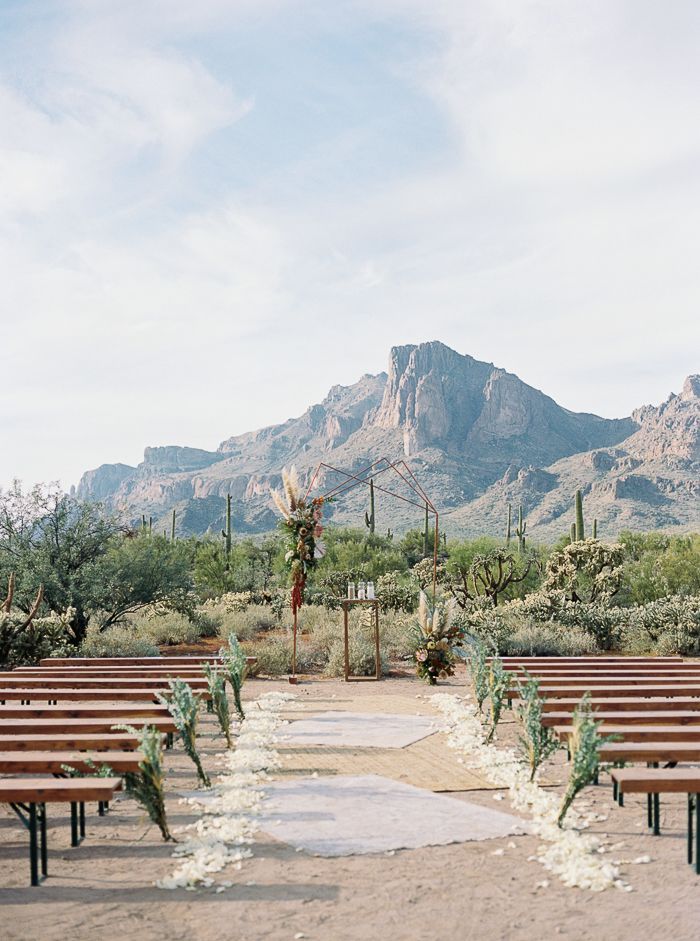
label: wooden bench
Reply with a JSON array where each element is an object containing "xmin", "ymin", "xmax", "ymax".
[
  {"xmin": 511, "ymin": 684, "xmax": 700, "ymax": 700},
  {"xmin": 610, "ymin": 767, "xmax": 700, "ymax": 871},
  {"xmin": 540, "ymin": 697, "xmax": 700, "ymax": 713},
  {"xmin": 0, "ymin": 688, "xmax": 210, "ymax": 703},
  {"xmin": 555, "ymin": 725, "xmax": 700, "ymax": 743},
  {"xmin": 0, "ymin": 732, "xmax": 145, "ymax": 751},
  {"xmin": 515, "ymin": 675, "xmax": 700, "ymax": 686},
  {"xmin": 0, "ymin": 777, "xmax": 122, "ymax": 885},
  {"xmin": 40, "ymin": 656, "xmax": 257, "ymax": 666},
  {"xmin": 598, "ymin": 741, "xmax": 700, "ymax": 763},
  {"xmin": 0, "ymin": 717, "xmax": 175, "ymax": 735},
  {"xmin": 542, "ymin": 710, "xmax": 700, "ymax": 727},
  {"xmin": 0, "ymin": 676, "xmax": 209, "ymax": 690},
  {"xmin": 0, "ymin": 704, "xmax": 170, "ymax": 719},
  {"xmin": 494, "ymin": 656, "xmax": 683, "ymax": 663},
  {"xmin": 0, "ymin": 750, "xmax": 142, "ymax": 774},
  {"xmin": 12, "ymin": 668, "xmax": 210, "ymax": 679}
]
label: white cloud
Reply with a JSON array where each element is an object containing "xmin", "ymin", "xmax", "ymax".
[{"xmin": 1, "ymin": 0, "xmax": 698, "ymax": 488}]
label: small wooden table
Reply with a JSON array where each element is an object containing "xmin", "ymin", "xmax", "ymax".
[{"xmin": 342, "ymin": 599, "xmax": 381, "ymax": 682}]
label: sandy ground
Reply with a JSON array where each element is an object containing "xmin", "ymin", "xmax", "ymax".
[{"xmin": 2, "ymin": 669, "xmax": 700, "ymax": 941}]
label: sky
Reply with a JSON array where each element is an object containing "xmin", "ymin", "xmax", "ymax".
[{"xmin": 1, "ymin": 0, "xmax": 698, "ymax": 490}]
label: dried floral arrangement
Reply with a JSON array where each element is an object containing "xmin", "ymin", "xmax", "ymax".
[
  {"xmin": 271, "ymin": 466, "xmax": 326, "ymax": 614},
  {"xmin": 412, "ymin": 590, "xmax": 462, "ymax": 684}
]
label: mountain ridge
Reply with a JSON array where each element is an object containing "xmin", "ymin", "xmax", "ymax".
[{"xmin": 75, "ymin": 341, "xmax": 698, "ymax": 540}]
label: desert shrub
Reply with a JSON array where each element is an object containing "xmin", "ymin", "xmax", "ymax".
[
  {"xmin": 208, "ymin": 603, "xmax": 278, "ymax": 641},
  {"xmin": 139, "ymin": 611, "xmax": 203, "ymax": 647},
  {"xmin": 325, "ymin": 631, "xmax": 387, "ymax": 678},
  {"xmin": 246, "ymin": 635, "xmax": 324, "ymax": 675},
  {"xmin": 621, "ymin": 595, "xmax": 700, "ymax": 656},
  {"xmin": 381, "ymin": 611, "xmax": 415, "ymax": 660},
  {"xmin": 498, "ymin": 621, "xmax": 597, "ymax": 657},
  {"xmin": 79, "ymin": 624, "xmax": 159, "ymax": 657}
]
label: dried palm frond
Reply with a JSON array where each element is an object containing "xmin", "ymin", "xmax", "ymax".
[
  {"xmin": 282, "ymin": 465, "xmax": 301, "ymax": 512},
  {"xmin": 271, "ymin": 487, "xmax": 291, "ymax": 520}
]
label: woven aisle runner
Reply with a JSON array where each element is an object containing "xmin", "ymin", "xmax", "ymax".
[{"xmin": 276, "ymin": 691, "xmax": 561, "ymax": 791}]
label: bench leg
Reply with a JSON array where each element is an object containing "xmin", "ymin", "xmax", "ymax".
[
  {"xmin": 29, "ymin": 804, "xmax": 39, "ymax": 887},
  {"xmin": 10, "ymin": 802, "xmax": 45, "ymax": 886},
  {"xmin": 688, "ymin": 795, "xmax": 694, "ymax": 866},
  {"xmin": 70, "ymin": 803, "xmax": 79, "ymax": 847},
  {"xmin": 647, "ymin": 794, "xmax": 653, "ymax": 828},
  {"xmin": 39, "ymin": 803, "xmax": 47, "ymax": 877},
  {"xmin": 653, "ymin": 793, "xmax": 660, "ymax": 836},
  {"xmin": 79, "ymin": 802, "xmax": 86, "ymax": 839},
  {"xmin": 695, "ymin": 794, "xmax": 700, "ymax": 875},
  {"xmin": 617, "ymin": 792, "xmax": 624, "ymax": 807}
]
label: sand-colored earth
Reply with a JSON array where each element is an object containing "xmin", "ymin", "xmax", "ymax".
[{"xmin": 2, "ymin": 669, "xmax": 699, "ymax": 941}]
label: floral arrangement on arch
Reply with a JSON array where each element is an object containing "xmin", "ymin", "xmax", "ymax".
[
  {"xmin": 271, "ymin": 466, "xmax": 326, "ymax": 613},
  {"xmin": 413, "ymin": 591, "xmax": 462, "ymax": 684}
]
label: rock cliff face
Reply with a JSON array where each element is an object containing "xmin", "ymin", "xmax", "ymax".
[{"xmin": 74, "ymin": 342, "xmax": 698, "ymax": 539}]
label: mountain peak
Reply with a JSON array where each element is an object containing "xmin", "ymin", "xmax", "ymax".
[{"xmin": 681, "ymin": 374, "xmax": 700, "ymax": 401}]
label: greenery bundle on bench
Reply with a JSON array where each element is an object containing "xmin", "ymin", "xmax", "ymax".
[
  {"xmin": 220, "ymin": 632, "xmax": 248, "ymax": 720},
  {"xmin": 158, "ymin": 680, "xmax": 211, "ymax": 788},
  {"xmin": 204, "ymin": 662, "xmax": 232, "ymax": 748},
  {"xmin": 515, "ymin": 672, "xmax": 560, "ymax": 781},
  {"xmin": 116, "ymin": 723, "xmax": 174, "ymax": 841}
]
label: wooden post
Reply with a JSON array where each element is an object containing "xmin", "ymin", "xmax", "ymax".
[{"xmin": 289, "ymin": 608, "xmax": 298, "ymax": 685}]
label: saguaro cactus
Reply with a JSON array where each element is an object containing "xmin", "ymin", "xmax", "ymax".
[
  {"xmin": 170, "ymin": 509, "xmax": 176, "ymax": 542},
  {"xmin": 221, "ymin": 493, "xmax": 232, "ymax": 561},
  {"xmin": 515, "ymin": 505, "xmax": 527, "ymax": 554},
  {"xmin": 570, "ymin": 522, "xmax": 576, "ymax": 543},
  {"xmin": 506, "ymin": 503, "xmax": 512, "ymax": 545},
  {"xmin": 364, "ymin": 478, "xmax": 376, "ymax": 534},
  {"xmin": 593, "ymin": 517, "xmax": 598, "ymax": 539},
  {"xmin": 575, "ymin": 490, "xmax": 584, "ymax": 541}
]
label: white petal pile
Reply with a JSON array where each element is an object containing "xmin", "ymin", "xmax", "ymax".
[
  {"xmin": 430, "ymin": 693, "xmax": 630, "ymax": 892},
  {"xmin": 157, "ymin": 691, "xmax": 299, "ymax": 890}
]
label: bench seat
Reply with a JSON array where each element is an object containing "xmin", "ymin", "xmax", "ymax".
[
  {"xmin": 0, "ymin": 704, "xmax": 170, "ymax": 719},
  {"xmin": 540, "ymin": 697, "xmax": 700, "ymax": 712},
  {"xmin": 0, "ymin": 733, "xmax": 145, "ymax": 751},
  {"xmin": 0, "ymin": 777, "xmax": 122, "ymax": 885},
  {"xmin": 542, "ymin": 711, "xmax": 700, "ymax": 726},
  {"xmin": 0, "ymin": 750, "xmax": 143, "ymax": 774},
  {"xmin": 555, "ymin": 725, "xmax": 700, "ymax": 743},
  {"xmin": 0, "ymin": 717, "xmax": 175, "ymax": 735}
]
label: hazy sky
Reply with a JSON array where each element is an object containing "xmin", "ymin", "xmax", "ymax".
[{"xmin": 2, "ymin": 0, "xmax": 698, "ymax": 490}]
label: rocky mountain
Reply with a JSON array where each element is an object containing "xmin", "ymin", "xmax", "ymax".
[{"xmin": 75, "ymin": 342, "xmax": 698, "ymax": 541}]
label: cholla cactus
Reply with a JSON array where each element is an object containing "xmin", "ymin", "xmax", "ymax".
[
  {"xmin": 157, "ymin": 680, "xmax": 210, "ymax": 788},
  {"xmin": 204, "ymin": 663, "xmax": 232, "ymax": 748},
  {"xmin": 117, "ymin": 723, "xmax": 174, "ymax": 841}
]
